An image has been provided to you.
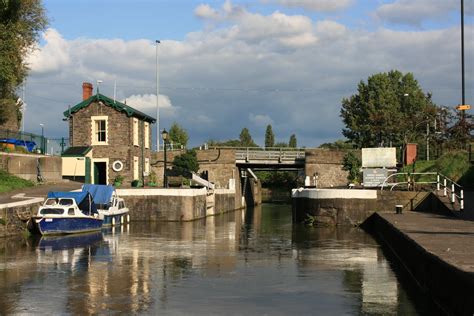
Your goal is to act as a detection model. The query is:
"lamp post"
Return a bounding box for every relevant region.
[161,128,168,188]
[156,40,161,152]
[40,123,44,154]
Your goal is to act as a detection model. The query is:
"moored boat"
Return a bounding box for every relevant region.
[82,184,130,226]
[28,191,103,235]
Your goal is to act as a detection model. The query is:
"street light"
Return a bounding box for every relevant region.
[39,124,45,154]
[161,128,169,188]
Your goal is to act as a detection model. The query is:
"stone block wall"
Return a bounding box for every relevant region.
[70,101,152,185]
[0,202,40,237]
[304,149,349,188]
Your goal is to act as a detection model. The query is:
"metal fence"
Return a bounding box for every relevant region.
[0,129,69,156]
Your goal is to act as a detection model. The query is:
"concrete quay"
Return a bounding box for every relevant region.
[363,212,474,315]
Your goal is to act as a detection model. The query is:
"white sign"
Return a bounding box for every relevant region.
[362,148,397,168]
[363,169,388,187]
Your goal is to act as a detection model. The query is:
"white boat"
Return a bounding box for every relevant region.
[82,184,130,226]
[28,192,103,235]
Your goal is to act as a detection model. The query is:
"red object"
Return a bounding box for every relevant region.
[405,143,417,165]
[82,82,93,100]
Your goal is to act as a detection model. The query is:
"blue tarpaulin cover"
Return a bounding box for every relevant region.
[82,184,114,205]
[47,191,98,215]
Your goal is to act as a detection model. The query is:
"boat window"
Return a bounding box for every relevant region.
[119,201,125,209]
[40,208,64,215]
[68,208,75,215]
[45,198,58,206]
[59,199,74,206]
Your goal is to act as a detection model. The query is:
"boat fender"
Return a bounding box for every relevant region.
[112,217,116,226]
[127,214,130,223]
[121,215,124,224]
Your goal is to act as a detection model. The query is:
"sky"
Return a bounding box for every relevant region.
[24,0,474,148]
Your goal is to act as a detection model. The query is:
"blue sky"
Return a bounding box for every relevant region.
[26,0,473,147]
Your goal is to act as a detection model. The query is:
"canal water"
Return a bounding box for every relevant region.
[1,204,432,315]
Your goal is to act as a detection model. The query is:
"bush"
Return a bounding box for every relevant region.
[172,150,199,173]
[342,151,361,184]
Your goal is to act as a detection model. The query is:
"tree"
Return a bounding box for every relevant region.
[264,124,275,148]
[319,139,353,149]
[169,122,189,147]
[274,141,288,147]
[239,128,257,147]
[289,134,297,148]
[342,151,361,184]
[340,70,438,148]
[0,0,47,126]
[172,149,199,173]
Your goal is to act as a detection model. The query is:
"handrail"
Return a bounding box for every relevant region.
[380,172,464,211]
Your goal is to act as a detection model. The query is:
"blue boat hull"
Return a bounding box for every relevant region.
[31,217,103,235]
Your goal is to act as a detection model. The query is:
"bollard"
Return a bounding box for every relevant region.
[395,204,403,214]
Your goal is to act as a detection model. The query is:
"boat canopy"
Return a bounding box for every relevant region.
[47,191,98,215]
[82,184,114,205]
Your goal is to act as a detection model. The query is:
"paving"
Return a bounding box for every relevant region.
[0,181,82,205]
[380,211,474,273]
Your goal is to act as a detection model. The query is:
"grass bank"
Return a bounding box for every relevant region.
[0,170,35,193]
[401,150,474,189]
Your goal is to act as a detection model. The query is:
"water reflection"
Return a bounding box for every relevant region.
[0,204,423,315]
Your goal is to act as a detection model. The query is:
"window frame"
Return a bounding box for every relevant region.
[91,116,109,145]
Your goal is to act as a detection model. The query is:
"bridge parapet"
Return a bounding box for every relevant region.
[235,147,305,164]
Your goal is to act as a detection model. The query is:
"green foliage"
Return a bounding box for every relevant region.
[0,0,47,123]
[289,134,297,148]
[435,151,470,182]
[255,170,298,189]
[319,139,353,149]
[172,149,199,173]
[206,139,241,147]
[274,141,288,147]
[342,151,361,183]
[168,122,189,147]
[0,169,35,193]
[239,128,258,147]
[113,175,124,187]
[340,70,438,148]
[264,124,275,148]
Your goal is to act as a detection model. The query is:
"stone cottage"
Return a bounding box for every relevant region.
[61,82,155,185]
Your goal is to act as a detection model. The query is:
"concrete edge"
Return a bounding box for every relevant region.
[291,188,377,199]
[363,213,474,315]
[0,197,44,209]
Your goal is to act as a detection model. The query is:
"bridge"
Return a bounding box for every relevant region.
[234,148,305,169]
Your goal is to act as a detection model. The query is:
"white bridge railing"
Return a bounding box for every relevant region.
[380,172,464,211]
[235,147,305,162]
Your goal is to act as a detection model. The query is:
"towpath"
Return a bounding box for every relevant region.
[0,181,82,205]
[380,212,474,273]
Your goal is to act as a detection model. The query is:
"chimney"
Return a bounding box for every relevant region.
[82,82,93,100]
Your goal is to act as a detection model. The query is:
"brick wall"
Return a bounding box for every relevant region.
[304,149,348,188]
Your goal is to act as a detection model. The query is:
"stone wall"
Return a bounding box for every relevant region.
[304,149,348,188]
[0,152,62,182]
[70,101,152,185]
[0,202,40,237]
[292,189,428,226]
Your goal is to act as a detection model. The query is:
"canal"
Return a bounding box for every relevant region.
[1,204,435,315]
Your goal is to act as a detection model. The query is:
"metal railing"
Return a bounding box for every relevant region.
[380,172,464,211]
[235,147,305,162]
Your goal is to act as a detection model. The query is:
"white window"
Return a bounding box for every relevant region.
[144,122,150,149]
[133,118,139,146]
[133,156,139,180]
[91,116,108,145]
[145,158,150,174]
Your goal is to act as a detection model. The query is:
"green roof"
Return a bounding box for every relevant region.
[61,146,92,157]
[64,93,156,123]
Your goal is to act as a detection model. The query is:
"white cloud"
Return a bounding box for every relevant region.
[27,28,70,73]
[263,0,353,12]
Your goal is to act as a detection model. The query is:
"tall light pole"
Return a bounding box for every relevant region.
[156,40,161,152]
[161,128,168,188]
[40,123,44,154]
